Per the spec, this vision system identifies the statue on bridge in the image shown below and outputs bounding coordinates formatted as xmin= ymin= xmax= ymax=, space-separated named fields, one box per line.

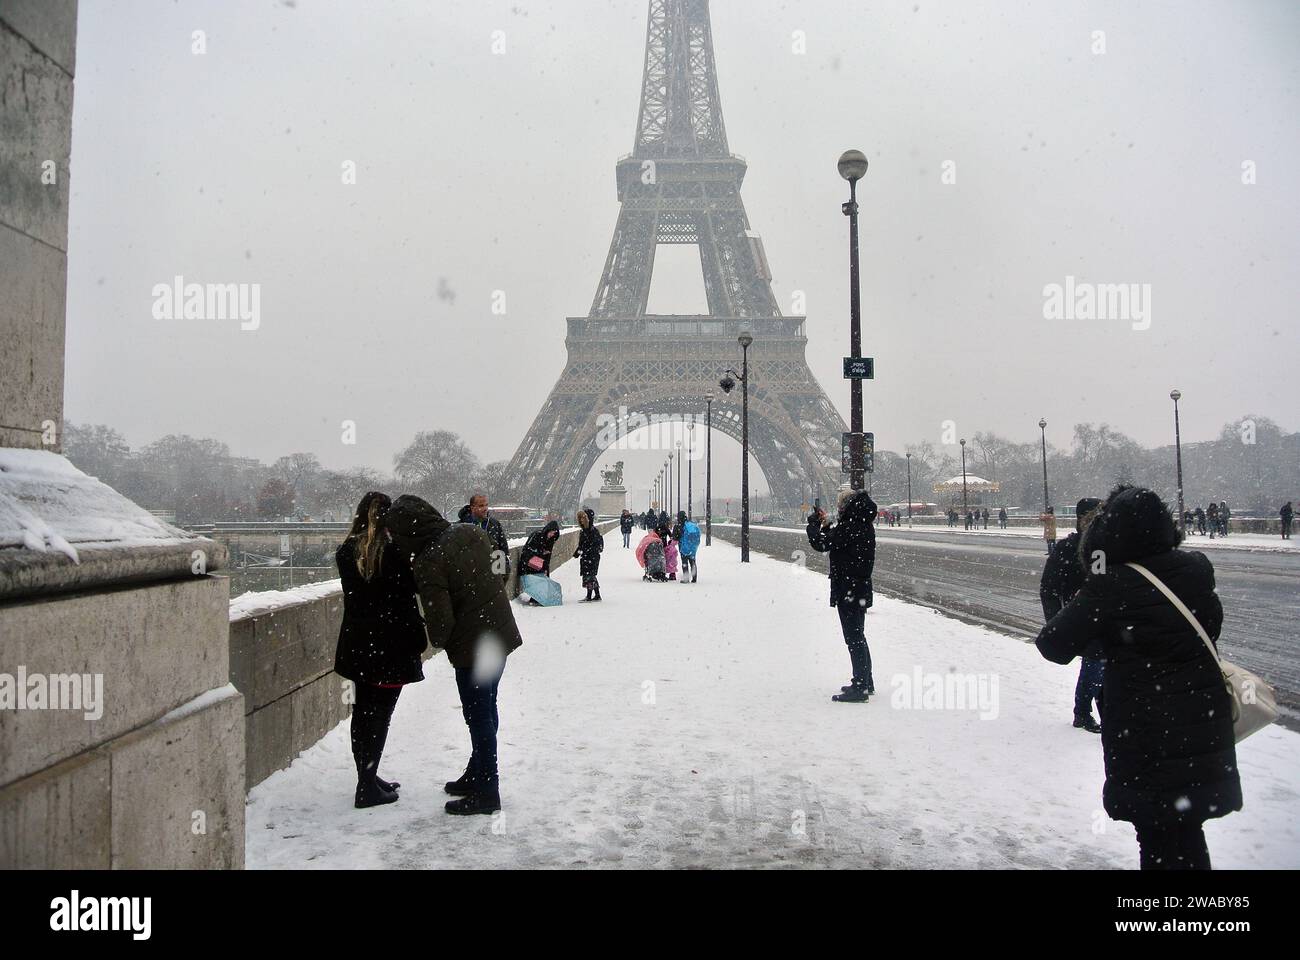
xmin=600 ymin=461 xmax=625 ymax=489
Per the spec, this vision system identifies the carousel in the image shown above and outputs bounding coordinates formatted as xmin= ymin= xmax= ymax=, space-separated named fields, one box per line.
xmin=932 ymin=475 xmax=1001 ymax=506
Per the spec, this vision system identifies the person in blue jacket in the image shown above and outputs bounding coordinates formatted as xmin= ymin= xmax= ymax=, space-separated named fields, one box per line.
xmin=676 ymin=511 xmax=701 ymax=583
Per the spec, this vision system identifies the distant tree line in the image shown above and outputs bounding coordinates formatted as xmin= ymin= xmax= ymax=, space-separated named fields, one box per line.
xmin=61 ymin=423 xmax=512 ymax=525
xmin=62 ymin=412 xmax=1296 ymax=524
xmin=869 ymin=414 xmax=1298 ymax=516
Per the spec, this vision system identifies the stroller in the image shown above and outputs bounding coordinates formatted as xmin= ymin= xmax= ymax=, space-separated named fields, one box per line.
xmin=638 ymin=533 xmax=668 ymax=582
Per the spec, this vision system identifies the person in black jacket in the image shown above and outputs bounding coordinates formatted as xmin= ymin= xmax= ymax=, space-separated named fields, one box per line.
xmin=1039 ymin=497 xmax=1104 ymax=732
xmin=574 ymin=507 xmax=604 ymax=601
xmin=1279 ymin=501 xmax=1292 ymax=539
xmin=334 ymin=492 xmax=428 ymax=809
xmin=517 ymin=519 xmax=560 ymax=580
xmin=1036 ymin=486 xmax=1241 ymax=870
xmin=807 ymin=491 xmax=878 ymax=703
xmin=620 ymin=509 xmax=634 ymax=547
xmin=458 ymin=494 xmax=509 ymax=582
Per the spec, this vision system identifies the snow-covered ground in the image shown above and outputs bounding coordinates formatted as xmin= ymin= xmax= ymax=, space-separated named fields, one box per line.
xmin=246 ymin=530 xmax=1300 ymax=869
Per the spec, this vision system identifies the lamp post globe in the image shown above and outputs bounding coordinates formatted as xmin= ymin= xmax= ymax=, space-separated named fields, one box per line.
xmin=837 ymin=149 xmax=869 ymax=182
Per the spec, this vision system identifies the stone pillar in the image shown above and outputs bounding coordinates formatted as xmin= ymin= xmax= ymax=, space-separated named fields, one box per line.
xmin=0 ymin=1 xmax=245 ymax=868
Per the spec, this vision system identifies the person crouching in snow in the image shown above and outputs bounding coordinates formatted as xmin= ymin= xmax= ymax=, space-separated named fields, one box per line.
xmin=574 ymin=507 xmax=603 ymax=602
xmin=807 ymin=490 xmax=878 ymax=702
xmin=386 ymin=495 xmax=523 ymax=817
xmin=334 ymin=492 xmax=427 ymax=809
xmin=636 ymin=527 xmax=668 ymax=581
xmin=517 ymin=519 xmax=560 ymax=604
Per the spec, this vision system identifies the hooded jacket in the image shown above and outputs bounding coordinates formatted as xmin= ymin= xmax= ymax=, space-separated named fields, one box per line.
xmin=1035 ymin=487 xmax=1240 ymax=824
xmin=386 ymin=495 xmax=522 ymax=671
xmin=518 ymin=520 xmax=561 ymax=577
xmin=574 ymin=508 xmax=603 ymax=580
xmin=806 ymin=492 xmax=877 ymax=607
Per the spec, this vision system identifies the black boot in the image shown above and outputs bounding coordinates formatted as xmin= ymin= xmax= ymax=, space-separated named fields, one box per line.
xmin=832 ymin=686 xmax=870 ymax=703
xmin=355 ymin=775 xmax=400 ymax=808
xmin=352 ymin=712 xmax=399 ymax=809
xmin=445 ymin=763 xmax=476 ymax=796
xmin=445 ymin=789 xmax=501 ymax=816
xmin=377 ymin=776 xmax=400 ymax=791
xmin=1073 ymin=715 xmax=1102 ymax=734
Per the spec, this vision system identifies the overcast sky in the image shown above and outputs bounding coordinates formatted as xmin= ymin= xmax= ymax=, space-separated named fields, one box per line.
xmin=64 ymin=0 xmax=1300 ymax=502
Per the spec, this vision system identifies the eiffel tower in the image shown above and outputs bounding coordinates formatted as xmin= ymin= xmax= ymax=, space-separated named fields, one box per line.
xmin=503 ymin=0 xmax=847 ymax=512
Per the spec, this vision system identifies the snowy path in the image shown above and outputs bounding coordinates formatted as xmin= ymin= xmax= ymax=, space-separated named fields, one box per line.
xmin=246 ymin=531 xmax=1300 ymax=869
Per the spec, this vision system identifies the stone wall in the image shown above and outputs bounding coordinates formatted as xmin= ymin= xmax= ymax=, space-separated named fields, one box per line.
xmin=0 ymin=0 xmax=77 ymax=451
xmin=234 ymin=520 xmax=616 ymax=790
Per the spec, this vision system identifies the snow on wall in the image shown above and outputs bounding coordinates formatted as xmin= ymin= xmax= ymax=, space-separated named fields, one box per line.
xmin=0 ymin=448 xmax=194 ymax=562
xmin=228 ymin=579 xmax=342 ymax=622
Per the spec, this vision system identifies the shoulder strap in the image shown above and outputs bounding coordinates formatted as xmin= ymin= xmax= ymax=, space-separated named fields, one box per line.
xmin=1124 ymin=561 xmax=1220 ymax=666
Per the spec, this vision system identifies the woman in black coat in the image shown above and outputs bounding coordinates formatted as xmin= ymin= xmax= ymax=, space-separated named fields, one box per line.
xmin=807 ymin=491 xmax=878 ymax=702
xmin=517 ymin=519 xmax=560 ymax=579
xmin=1036 ymin=485 xmax=1241 ymax=870
xmin=334 ymin=492 xmax=427 ymax=809
xmin=574 ymin=507 xmax=604 ymax=602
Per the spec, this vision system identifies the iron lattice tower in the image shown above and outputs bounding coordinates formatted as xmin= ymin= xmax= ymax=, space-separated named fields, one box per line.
xmin=503 ymin=0 xmax=847 ymax=512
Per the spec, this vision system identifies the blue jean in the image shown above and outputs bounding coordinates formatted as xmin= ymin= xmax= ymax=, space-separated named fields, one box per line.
xmin=454 ymin=663 xmax=504 ymax=793
xmin=1074 ymin=657 xmax=1104 ymax=721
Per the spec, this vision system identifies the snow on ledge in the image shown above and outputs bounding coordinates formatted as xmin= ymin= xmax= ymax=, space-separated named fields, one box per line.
xmin=0 ymin=448 xmax=194 ymax=562
xmin=229 ymin=579 xmax=343 ymax=622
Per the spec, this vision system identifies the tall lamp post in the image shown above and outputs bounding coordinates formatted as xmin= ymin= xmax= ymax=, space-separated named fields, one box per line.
xmin=720 ymin=331 xmax=754 ymax=562
xmin=687 ymin=423 xmax=695 ymax=518
xmin=675 ymin=443 xmax=682 ymax=517
xmin=959 ymin=438 xmax=969 ymax=521
xmin=1171 ymin=390 xmax=1185 ymax=534
xmin=905 ymin=452 xmax=913 ymax=528
xmin=705 ymin=393 xmax=714 ymax=545
xmin=1038 ymin=418 xmax=1050 ymax=512
xmin=668 ymin=452 xmax=675 ymax=517
xmin=839 ymin=148 xmax=869 ymax=492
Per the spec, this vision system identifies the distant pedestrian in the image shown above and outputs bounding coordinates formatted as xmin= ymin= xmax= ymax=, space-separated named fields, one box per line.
xmin=574 ymin=507 xmax=604 ymax=602
xmin=1206 ymin=502 xmax=1219 ymax=539
xmin=1036 ymin=486 xmax=1241 ymax=870
xmin=458 ymin=494 xmax=509 ymax=582
xmin=965 ymin=510 xmax=974 ymax=531
xmin=1194 ymin=506 xmax=1206 ymax=536
xmin=1039 ymin=497 xmax=1104 ymax=733
xmin=998 ymin=507 xmax=1008 ymax=529
xmin=620 ymin=509 xmax=634 ymax=547
xmin=982 ymin=508 xmax=989 ymax=529
xmin=660 ymin=520 xmax=680 ymax=580
xmin=1218 ymin=501 xmax=1230 ymax=537
xmin=387 ymin=495 xmax=523 ymax=817
xmin=1040 ymin=506 xmax=1057 ymax=554
xmin=1281 ymin=501 xmax=1294 ymax=539
xmin=334 ymin=492 xmax=426 ymax=809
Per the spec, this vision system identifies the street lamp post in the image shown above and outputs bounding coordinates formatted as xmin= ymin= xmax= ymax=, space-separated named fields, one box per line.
xmin=905 ymin=452 xmax=913 ymax=528
xmin=687 ymin=423 xmax=694 ymax=518
xmin=959 ymin=438 xmax=969 ymax=522
xmin=705 ymin=394 xmax=714 ymax=545
xmin=675 ymin=442 xmax=682 ymax=517
xmin=1038 ymin=418 xmax=1050 ymax=512
xmin=839 ymin=148 xmax=869 ymax=492
xmin=720 ymin=332 xmax=754 ymax=562
xmin=1171 ymin=390 xmax=1185 ymax=534
xmin=668 ymin=452 xmax=675 ymax=517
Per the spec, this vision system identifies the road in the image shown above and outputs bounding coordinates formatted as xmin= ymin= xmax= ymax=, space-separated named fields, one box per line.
xmin=713 ymin=524 xmax=1300 ymax=719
